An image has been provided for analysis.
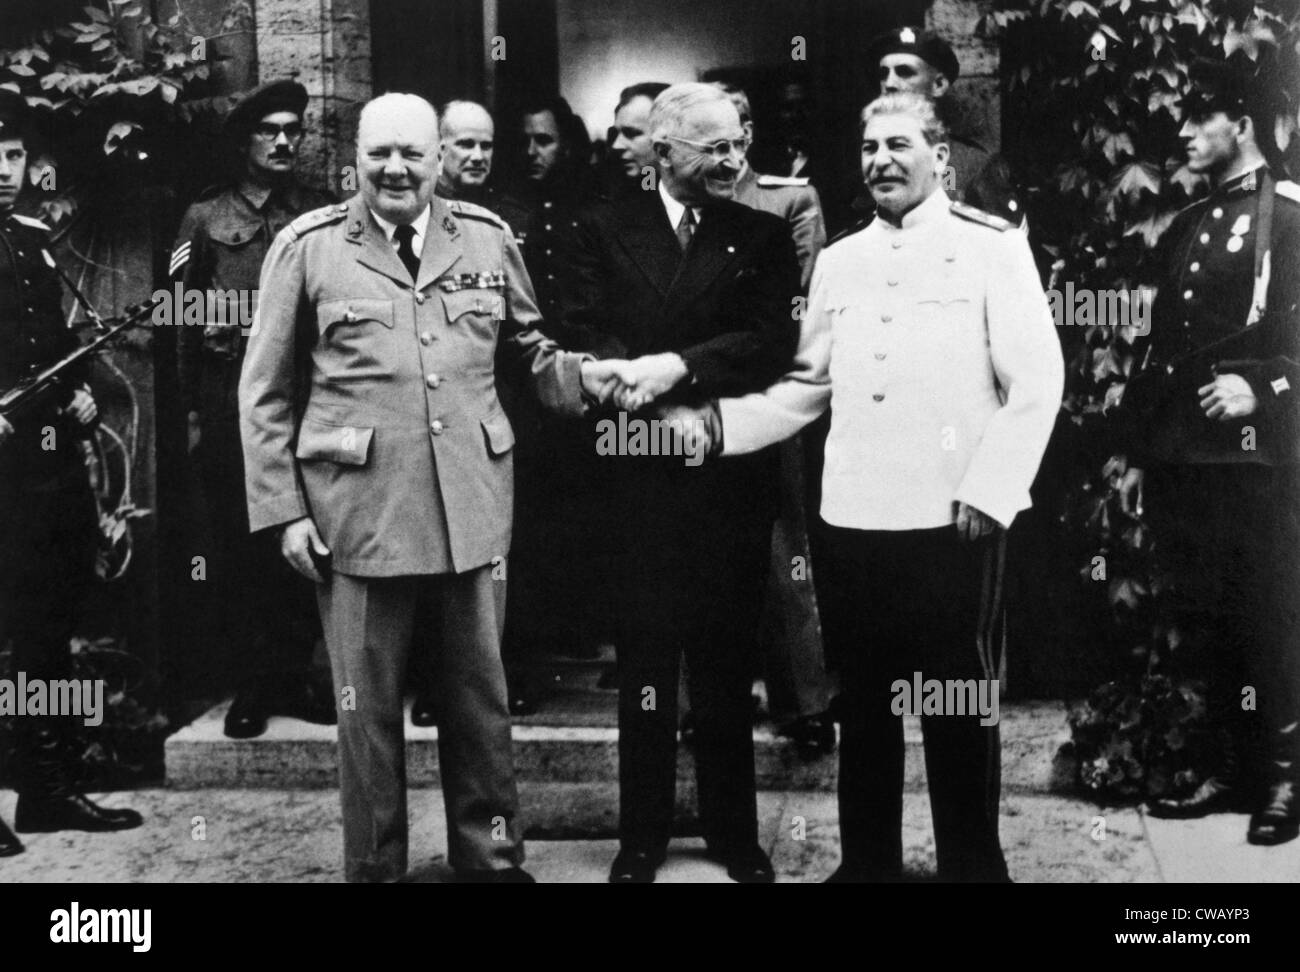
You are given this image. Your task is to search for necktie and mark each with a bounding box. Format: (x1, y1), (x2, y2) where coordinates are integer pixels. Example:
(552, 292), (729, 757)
(393, 223), (420, 281)
(676, 207), (696, 254)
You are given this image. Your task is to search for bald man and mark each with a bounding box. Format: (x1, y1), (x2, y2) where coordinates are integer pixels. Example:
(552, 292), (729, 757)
(435, 100), (498, 207)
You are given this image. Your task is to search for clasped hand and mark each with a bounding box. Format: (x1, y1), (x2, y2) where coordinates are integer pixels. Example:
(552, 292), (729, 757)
(580, 352), (689, 411)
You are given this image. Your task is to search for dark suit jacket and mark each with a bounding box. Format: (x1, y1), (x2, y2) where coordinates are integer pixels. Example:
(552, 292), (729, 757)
(556, 188), (801, 557)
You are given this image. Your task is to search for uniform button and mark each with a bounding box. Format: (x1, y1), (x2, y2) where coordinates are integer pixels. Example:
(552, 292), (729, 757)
(1212, 207), (1224, 219)
(1199, 233), (1210, 244)
(426, 373), (440, 388)
(872, 393), (885, 402)
(887, 279), (898, 286)
(415, 293), (426, 304)
(945, 255), (956, 262)
(22, 278), (29, 285)
(546, 273), (555, 281)
(891, 241), (902, 249)
(1166, 364), (1175, 374)
(420, 332), (433, 346)
(543, 200), (553, 209)
(344, 309), (358, 322)
(544, 224), (553, 231)
(881, 314), (892, 322)
(1190, 262), (1200, 272)
(545, 248), (553, 256)
(874, 353), (886, 360)
(1183, 289), (1193, 300)
(1182, 321), (1190, 328)
(430, 420), (444, 434)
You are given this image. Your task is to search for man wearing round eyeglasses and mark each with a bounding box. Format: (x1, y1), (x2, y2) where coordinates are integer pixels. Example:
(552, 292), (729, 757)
(559, 83), (801, 883)
(170, 80), (338, 739)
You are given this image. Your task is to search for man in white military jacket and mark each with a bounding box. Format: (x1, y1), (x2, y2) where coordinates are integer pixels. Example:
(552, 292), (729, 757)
(718, 93), (1064, 881)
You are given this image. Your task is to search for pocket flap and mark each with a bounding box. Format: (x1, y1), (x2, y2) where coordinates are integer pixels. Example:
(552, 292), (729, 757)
(481, 412), (515, 456)
(442, 289), (505, 322)
(206, 216), (264, 247)
(316, 298), (394, 332)
(295, 420), (374, 465)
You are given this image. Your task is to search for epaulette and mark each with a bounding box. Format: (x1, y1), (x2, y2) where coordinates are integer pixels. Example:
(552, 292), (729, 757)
(826, 216), (873, 247)
(287, 203), (349, 238)
(449, 199), (507, 230)
(1276, 180), (1300, 204)
(756, 174), (811, 188)
(11, 213), (50, 232)
(950, 201), (1013, 232)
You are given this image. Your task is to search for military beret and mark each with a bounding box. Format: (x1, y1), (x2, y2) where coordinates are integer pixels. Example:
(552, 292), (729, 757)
(0, 88), (32, 144)
(866, 27), (960, 84)
(225, 79), (308, 138)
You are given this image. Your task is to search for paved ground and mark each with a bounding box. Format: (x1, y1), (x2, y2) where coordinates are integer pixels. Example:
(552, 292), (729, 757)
(1, 785), (1295, 883)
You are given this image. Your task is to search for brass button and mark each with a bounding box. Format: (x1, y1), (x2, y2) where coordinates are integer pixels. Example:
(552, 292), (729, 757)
(420, 332), (433, 346)
(872, 393), (885, 402)
(430, 420), (444, 434)
(1199, 233), (1210, 244)
(1190, 262), (1200, 272)
(344, 309), (358, 322)
(887, 279), (898, 286)
(891, 241), (902, 249)
(1212, 207), (1224, 219)
(426, 373), (440, 389)
(415, 293), (426, 304)
(881, 314), (892, 323)
(874, 353), (886, 360)
(1183, 289), (1193, 300)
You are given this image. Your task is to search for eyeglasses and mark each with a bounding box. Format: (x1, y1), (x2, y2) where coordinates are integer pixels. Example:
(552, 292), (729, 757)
(665, 134), (751, 160)
(253, 122), (304, 141)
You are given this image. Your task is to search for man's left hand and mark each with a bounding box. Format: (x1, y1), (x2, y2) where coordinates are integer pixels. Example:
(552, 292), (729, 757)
(1198, 373), (1258, 421)
(955, 502), (998, 541)
(61, 386), (98, 427)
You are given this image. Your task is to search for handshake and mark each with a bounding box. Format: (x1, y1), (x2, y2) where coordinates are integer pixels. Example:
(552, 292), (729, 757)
(580, 352), (691, 412)
(579, 352), (722, 460)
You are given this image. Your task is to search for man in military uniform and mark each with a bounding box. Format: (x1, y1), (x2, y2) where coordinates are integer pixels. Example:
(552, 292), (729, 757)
(239, 93), (622, 882)
(0, 90), (143, 855)
(852, 28), (1023, 229)
(719, 94), (1064, 881)
(715, 81), (834, 758)
(171, 80), (338, 739)
(1118, 58), (1300, 845)
(435, 101), (498, 208)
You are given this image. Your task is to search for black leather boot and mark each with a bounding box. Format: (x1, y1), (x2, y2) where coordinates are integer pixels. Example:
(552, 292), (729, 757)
(12, 725), (142, 834)
(1247, 781), (1299, 845)
(0, 815), (23, 856)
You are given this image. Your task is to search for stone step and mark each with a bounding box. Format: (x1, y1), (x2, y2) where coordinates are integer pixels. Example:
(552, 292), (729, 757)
(165, 699), (1073, 810)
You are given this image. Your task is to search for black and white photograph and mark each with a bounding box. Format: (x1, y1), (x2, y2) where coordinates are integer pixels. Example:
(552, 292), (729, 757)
(0, 0), (1297, 936)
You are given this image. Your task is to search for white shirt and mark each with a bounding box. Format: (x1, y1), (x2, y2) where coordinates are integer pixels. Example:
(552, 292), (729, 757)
(369, 203), (431, 255)
(719, 188), (1064, 530)
(658, 181), (702, 233)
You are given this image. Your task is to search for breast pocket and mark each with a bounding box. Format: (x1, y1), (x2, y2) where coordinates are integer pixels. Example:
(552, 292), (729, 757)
(315, 298), (396, 382)
(440, 288), (505, 344)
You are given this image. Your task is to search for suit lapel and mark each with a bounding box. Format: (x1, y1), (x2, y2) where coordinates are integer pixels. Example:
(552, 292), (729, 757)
(664, 203), (743, 313)
(614, 192), (680, 298)
(416, 197), (463, 292)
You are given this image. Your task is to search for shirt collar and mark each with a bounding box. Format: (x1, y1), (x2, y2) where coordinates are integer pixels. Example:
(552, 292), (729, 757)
(369, 204), (432, 245)
(658, 180), (702, 229)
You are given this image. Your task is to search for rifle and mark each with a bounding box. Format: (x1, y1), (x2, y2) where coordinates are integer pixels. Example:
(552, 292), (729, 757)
(0, 297), (161, 424)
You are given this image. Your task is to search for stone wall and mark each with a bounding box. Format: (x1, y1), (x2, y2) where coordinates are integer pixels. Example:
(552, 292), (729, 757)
(929, 0), (1001, 151)
(254, 0), (373, 194)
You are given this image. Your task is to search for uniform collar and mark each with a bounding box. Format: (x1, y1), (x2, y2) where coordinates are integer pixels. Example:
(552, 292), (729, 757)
(368, 203), (431, 246)
(237, 179), (302, 212)
(876, 187), (950, 231)
(1215, 163), (1269, 199)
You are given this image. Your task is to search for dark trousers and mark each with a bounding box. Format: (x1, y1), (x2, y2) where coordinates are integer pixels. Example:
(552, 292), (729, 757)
(0, 475), (98, 794)
(616, 510), (770, 852)
(1144, 463), (1300, 784)
(193, 417), (320, 689)
(814, 522), (1009, 882)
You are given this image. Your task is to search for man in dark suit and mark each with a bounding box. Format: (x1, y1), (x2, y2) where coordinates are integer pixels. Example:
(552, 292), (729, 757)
(558, 83), (800, 883)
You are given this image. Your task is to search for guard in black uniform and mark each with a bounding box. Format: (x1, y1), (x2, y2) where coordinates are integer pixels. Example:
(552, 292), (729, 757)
(170, 80), (337, 739)
(1119, 58), (1300, 845)
(0, 90), (143, 856)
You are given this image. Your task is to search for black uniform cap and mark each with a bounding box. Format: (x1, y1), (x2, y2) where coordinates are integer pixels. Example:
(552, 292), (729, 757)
(0, 88), (32, 144)
(866, 27), (961, 84)
(225, 79), (308, 138)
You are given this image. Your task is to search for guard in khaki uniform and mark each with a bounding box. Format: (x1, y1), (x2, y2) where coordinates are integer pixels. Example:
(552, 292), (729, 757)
(719, 94), (1063, 881)
(239, 94), (615, 883)
(171, 80), (337, 740)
